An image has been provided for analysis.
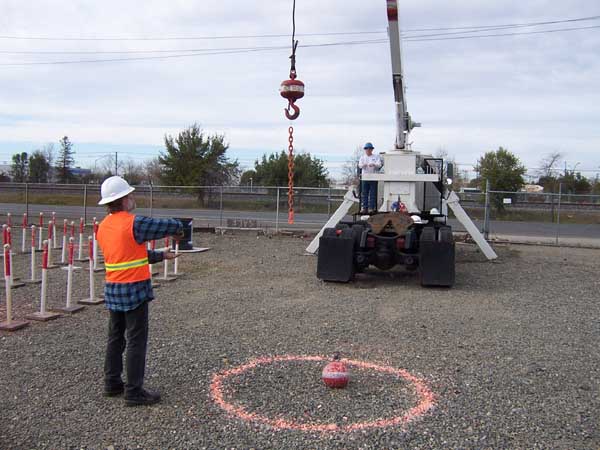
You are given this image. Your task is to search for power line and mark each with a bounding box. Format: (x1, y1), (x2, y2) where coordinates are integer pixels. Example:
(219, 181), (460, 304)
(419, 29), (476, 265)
(403, 24), (600, 42)
(0, 14), (597, 41)
(1, 20), (598, 68)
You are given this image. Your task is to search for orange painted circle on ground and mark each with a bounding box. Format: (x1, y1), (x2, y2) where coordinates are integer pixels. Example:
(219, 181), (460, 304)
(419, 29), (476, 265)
(210, 354), (435, 433)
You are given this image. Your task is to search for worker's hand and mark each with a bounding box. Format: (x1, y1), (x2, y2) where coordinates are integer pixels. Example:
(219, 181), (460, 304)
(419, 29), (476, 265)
(173, 229), (185, 240)
(163, 251), (181, 260)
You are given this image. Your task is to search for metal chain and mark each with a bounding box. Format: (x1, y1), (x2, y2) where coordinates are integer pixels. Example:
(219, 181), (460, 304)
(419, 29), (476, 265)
(287, 126), (295, 224)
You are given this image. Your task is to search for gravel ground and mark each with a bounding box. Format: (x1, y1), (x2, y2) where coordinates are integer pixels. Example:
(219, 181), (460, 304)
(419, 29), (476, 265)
(1, 232), (599, 449)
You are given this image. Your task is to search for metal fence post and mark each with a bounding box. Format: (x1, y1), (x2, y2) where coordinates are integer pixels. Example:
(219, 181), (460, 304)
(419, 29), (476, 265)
(83, 184), (88, 225)
(483, 180), (491, 239)
(219, 186), (223, 227)
(555, 183), (562, 245)
(275, 187), (280, 233)
(25, 183), (29, 219)
(149, 183), (154, 218)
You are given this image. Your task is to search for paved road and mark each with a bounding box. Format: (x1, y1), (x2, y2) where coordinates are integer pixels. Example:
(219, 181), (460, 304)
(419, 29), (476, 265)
(1, 202), (599, 245)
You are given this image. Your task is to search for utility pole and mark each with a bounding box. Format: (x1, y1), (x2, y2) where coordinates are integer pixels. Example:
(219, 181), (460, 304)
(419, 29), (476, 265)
(115, 152), (118, 176)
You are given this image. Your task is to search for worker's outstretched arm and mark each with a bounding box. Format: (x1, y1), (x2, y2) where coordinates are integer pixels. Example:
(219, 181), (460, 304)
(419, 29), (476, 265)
(133, 216), (184, 245)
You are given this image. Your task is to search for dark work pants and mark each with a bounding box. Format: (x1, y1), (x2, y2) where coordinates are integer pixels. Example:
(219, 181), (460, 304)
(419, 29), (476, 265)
(104, 301), (149, 396)
(361, 180), (378, 210)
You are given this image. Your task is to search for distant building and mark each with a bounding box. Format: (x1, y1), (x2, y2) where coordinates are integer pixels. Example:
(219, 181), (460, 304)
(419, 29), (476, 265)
(521, 184), (544, 193)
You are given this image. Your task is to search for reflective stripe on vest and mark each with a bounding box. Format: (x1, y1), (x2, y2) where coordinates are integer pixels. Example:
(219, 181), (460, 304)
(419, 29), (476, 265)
(105, 257), (149, 272)
(97, 211), (150, 283)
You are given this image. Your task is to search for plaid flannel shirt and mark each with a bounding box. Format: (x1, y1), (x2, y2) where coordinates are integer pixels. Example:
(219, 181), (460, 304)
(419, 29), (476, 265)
(103, 216), (183, 312)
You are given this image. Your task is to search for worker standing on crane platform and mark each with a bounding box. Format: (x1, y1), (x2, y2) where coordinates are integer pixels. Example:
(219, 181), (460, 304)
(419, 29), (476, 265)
(97, 176), (184, 407)
(358, 142), (383, 214)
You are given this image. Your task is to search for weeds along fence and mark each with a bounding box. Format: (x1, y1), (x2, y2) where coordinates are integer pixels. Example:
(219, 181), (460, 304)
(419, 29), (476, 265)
(0, 183), (598, 243)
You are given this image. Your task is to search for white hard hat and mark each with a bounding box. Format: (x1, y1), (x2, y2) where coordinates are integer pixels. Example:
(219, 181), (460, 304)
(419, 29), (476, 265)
(411, 215), (422, 224)
(430, 208), (440, 215)
(98, 176), (135, 205)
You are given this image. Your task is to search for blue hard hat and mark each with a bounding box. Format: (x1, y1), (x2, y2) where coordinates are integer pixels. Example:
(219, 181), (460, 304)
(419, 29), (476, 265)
(364, 142), (374, 150)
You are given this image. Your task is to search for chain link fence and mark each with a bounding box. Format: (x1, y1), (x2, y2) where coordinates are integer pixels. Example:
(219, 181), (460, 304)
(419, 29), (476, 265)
(0, 182), (598, 246)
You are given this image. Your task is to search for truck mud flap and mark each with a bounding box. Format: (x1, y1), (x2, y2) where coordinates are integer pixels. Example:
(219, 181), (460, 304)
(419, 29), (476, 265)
(317, 228), (355, 282)
(419, 226), (455, 287)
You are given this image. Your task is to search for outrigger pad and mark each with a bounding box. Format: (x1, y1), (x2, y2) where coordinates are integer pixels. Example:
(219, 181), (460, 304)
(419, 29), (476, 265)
(419, 226), (455, 287)
(317, 228), (355, 282)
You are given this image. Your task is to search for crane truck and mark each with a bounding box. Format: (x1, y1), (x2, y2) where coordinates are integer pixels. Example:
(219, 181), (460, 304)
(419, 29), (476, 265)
(306, 0), (497, 287)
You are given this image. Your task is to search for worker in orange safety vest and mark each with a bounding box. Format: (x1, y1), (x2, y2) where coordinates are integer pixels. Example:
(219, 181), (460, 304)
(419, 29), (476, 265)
(97, 175), (183, 407)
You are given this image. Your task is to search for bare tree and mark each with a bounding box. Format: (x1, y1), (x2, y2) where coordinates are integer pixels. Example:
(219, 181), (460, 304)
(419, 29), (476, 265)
(121, 159), (145, 185)
(143, 158), (163, 184)
(42, 143), (55, 182)
(340, 146), (362, 186)
(537, 152), (563, 178)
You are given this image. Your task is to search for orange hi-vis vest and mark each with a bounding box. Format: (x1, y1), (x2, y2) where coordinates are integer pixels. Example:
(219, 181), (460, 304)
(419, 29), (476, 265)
(97, 211), (150, 283)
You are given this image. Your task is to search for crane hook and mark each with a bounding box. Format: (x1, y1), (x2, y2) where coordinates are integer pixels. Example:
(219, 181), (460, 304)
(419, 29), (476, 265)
(285, 101), (300, 120)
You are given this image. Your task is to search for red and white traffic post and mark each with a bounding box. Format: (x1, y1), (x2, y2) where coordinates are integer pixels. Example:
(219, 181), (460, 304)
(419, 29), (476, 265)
(149, 240), (160, 288)
(61, 219), (68, 264)
(162, 237), (177, 282)
(56, 237), (84, 314)
(0, 244), (29, 331)
(173, 237), (183, 276)
(38, 212), (44, 250)
(6, 226), (15, 286)
(51, 212), (58, 249)
(26, 240), (60, 322)
(21, 213), (27, 253)
(46, 220), (57, 269)
(92, 218), (102, 271)
(77, 218), (84, 261)
(78, 236), (104, 305)
(25, 225), (41, 284)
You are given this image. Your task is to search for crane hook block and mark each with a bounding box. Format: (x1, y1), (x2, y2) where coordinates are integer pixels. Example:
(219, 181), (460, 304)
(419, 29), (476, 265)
(280, 77), (304, 120)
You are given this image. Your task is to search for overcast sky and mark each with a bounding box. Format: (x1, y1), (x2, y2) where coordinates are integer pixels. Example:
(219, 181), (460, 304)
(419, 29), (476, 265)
(0, 0), (599, 180)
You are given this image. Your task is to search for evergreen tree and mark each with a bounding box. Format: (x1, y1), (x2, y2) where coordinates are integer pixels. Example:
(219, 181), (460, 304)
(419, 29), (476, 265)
(57, 136), (75, 183)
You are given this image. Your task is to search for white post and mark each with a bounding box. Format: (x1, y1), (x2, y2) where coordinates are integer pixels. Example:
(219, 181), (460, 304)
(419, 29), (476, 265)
(93, 218), (98, 270)
(173, 239), (180, 275)
(40, 245), (49, 313)
(163, 237), (169, 279)
(66, 238), (74, 308)
(30, 226), (37, 281)
(78, 218), (84, 260)
(0, 244), (28, 330)
(4, 245), (11, 324)
(47, 221), (54, 268)
(26, 239), (60, 319)
(38, 212), (44, 251)
(88, 237), (94, 299)
(60, 220), (67, 263)
(7, 227), (14, 286)
(21, 213), (27, 253)
(52, 212), (57, 249)
(78, 236), (104, 305)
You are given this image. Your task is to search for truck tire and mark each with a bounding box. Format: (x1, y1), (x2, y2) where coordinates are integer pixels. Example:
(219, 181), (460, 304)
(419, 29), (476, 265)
(419, 225), (455, 287)
(317, 227), (356, 282)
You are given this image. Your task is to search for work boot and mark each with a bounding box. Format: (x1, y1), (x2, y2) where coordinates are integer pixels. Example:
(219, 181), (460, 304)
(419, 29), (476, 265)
(124, 388), (161, 407)
(359, 209), (368, 215)
(103, 383), (124, 397)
